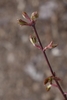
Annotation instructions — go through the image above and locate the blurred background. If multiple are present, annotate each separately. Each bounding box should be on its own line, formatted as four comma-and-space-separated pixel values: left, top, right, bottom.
0, 0, 67, 100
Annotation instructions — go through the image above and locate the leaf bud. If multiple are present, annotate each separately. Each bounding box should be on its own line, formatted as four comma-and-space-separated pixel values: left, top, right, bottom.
18, 19, 28, 26
31, 11, 38, 21
30, 35, 37, 46
46, 84, 52, 91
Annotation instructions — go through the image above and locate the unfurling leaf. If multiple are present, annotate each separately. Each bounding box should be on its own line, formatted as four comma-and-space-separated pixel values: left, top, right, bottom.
43, 41, 57, 51
46, 84, 52, 91
30, 35, 37, 46
31, 11, 38, 21
18, 19, 28, 26
44, 76, 53, 85
22, 12, 31, 21
44, 78, 49, 85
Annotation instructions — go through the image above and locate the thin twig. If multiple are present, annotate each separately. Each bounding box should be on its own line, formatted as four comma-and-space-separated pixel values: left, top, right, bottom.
32, 24, 67, 100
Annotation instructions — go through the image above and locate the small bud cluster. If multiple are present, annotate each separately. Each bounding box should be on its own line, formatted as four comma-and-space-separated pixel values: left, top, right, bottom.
18, 11, 38, 26
44, 76, 61, 91
18, 12, 57, 51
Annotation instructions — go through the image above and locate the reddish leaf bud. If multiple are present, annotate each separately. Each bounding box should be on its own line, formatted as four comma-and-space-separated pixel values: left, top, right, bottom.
44, 76, 53, 85
43, 41, 57, 51
22, 12, 31, 21
44, 78, 49, 85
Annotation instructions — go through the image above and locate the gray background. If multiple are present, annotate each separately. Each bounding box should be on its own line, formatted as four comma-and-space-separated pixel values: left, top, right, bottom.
0, 0, 67, 100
